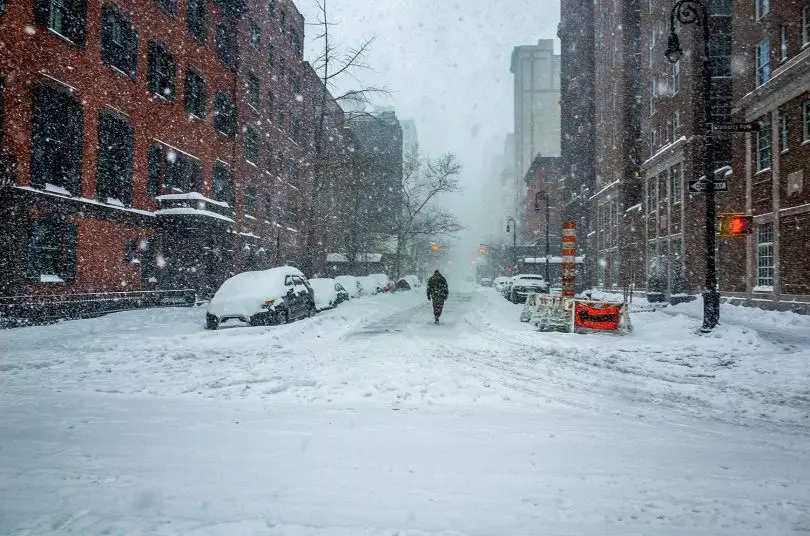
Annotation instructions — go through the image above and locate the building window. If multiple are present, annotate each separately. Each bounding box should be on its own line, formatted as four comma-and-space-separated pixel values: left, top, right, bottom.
292, 74, 301, 95
670, 164, 682, 204
709, 0, 731, 14
245, 126, 258, 163
246, 72, 260, 110
268, 43, 275, 66
96, 112, 134, 206
757, 122, 772, 171
216, 22, 238, 69
755, 0, 768, 20
647, 178, 656, 213
780, 115, 789, 152
673, 110, 681, 135
264, 195, 274, 221
213, 92, 235, 136
100, 4, 137, 78
286, 200, 299, 228
186, 0, 206, 43
211, 163, 234, 208
290, 116, 299, 141
756, 39, 771, 85
35, 0, 87, 46
268, 0, 275, 18
291, 30, 302, 56
780, 24, 788, 61
288, 158, 298, 185
147, 41, 175, 99
26, 218, 78, 283
671, 61, 680, 95
250, 21, 260, 50
804, 101, 810, 142
649, 79, 655, 116
267, 90, 275, 121
804, 6, 810, 46
756, 222, 774, 289
648, 28, 655, 68
280, 9, 286, 31
185, 68, 206, 118
30, 83, 84, 194
147, 142, 202, 194
154, 0, 176, 16
244, 185, 257, 216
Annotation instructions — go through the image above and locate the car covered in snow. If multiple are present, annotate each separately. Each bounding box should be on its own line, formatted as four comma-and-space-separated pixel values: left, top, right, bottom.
368, 273, 393, 292
508, 274, 548, 303
309, 278, 350, 311
395, 275, 421, 291
493, 276, 509, 292
357, 275, 382, 296
334, 275, 361, 299
479, 277, 493, 287
206, 267, 315, 329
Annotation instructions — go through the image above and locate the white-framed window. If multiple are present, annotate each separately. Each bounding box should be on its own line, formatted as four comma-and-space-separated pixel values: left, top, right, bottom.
804, 101, 810, 142
781, 115, 789, 152
804, 6, 810, 46
671, 60, 680, 95
670, 163, 682, 204
781, 24, 788, 60
756, 222, 774, 289
756, 39, 771, 85
648, 28, 656, 67
647, 177, 656, 213
757, 122, 772, 171
649, 79, 656, 116
756, 0, 769, 20
673, 110, 681, 135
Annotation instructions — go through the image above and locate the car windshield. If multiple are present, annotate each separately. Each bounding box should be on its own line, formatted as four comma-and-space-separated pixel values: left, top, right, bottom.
2, 1, 808, 534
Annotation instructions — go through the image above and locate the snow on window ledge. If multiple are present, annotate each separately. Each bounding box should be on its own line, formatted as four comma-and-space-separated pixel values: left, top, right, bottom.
44, 183, 72, 196
107, 197, 125, 207
753, 285, 774, 293
39, 274, 65, 283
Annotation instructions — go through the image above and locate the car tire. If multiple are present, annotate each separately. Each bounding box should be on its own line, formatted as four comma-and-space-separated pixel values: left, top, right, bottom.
205, 314, 218, 330
277, 308, 289, 325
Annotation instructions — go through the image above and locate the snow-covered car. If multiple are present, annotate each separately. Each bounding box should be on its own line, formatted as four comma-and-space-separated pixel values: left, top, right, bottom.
206, 266, 315, 329
479, 277, 493, 287
309, 278, 350, 311
368, 273, 391, 291
493, 276, 509, 292
501, 276, 517, 299
334, 275, 361, 299
509, 274, 548, 303
357, 275, 381, 296
395, 275, 421, 291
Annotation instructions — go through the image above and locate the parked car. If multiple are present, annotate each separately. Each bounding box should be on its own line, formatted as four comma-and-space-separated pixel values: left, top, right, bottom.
357, 275, 381, 296
368, 273, 392, 292
479, 277, 493, 287
335, 275, 361, 299
501, 276, 516, 299
508, 274, 549, 303
493, 276, 509, 292
309, 278, 350, 311
206, 266, 315, 329
395, 275, 421, 291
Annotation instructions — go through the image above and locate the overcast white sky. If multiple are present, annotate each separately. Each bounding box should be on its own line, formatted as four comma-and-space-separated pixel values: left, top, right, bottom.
299, 0, 560, 266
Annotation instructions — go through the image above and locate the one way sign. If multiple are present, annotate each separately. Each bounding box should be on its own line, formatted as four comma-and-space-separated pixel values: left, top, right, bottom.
689, 180, 728, 193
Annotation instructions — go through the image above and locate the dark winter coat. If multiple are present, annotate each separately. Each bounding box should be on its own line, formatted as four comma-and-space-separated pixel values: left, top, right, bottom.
427, 273, 449, 301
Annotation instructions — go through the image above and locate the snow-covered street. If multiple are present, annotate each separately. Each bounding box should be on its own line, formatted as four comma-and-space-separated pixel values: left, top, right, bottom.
1, 287, 809, 535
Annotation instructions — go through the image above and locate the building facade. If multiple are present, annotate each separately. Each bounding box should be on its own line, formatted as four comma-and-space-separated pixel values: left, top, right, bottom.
522, 155, 562, 279
510, 39, 561, 227
0, 0, 328, 310
721, 0, 810, 311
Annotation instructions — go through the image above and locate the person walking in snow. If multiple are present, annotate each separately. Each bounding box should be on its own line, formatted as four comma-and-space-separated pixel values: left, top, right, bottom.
426, 270, 449, 324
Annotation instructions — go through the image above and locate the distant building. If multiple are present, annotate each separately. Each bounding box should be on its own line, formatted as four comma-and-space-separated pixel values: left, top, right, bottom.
510, 39, 561, 229
400, 119, 418, 158
348, 110, 404, 235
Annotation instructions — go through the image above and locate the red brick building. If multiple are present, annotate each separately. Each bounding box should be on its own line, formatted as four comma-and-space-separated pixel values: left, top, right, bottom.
0, 0, 333, 314
522, 155, 562, 259
720, 0, 810, 312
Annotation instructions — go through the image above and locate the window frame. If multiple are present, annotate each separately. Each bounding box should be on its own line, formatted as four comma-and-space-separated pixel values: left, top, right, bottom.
154, 0, 177, 17
147, 142, 202, 194
250, 20, 261, 50
243, 185, 257, 217
96, 110, 134, 206
246, 71, 260, 110
37, 0, 87, 46
213, 91, 235, 137
755, 0, 769, 20
670, 164, 682, 204
244, 126, 259, 164
215, 22, 238, 69
26, 218, 78, 283
211, 163, 235, 208
780, 114, 789, 153
756, 222, 775, 289
755, 39, 771, 86
147, 40, 176, 100
780, 23, 788, 61
100, 3, 138, 78
186, 0, 207, 43
184, 67, 207, 119
756, 121, 772, 172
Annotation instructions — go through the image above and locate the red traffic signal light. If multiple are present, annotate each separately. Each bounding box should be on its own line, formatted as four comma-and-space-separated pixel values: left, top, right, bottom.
719, 214, 753, 237
479, 246, 486, 254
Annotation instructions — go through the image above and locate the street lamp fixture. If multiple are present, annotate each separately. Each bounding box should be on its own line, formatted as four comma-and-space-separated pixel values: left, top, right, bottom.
667, 0, 720, 331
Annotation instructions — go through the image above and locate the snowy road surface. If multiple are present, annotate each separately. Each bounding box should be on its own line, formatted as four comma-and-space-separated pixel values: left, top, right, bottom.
1, 287, 809, 535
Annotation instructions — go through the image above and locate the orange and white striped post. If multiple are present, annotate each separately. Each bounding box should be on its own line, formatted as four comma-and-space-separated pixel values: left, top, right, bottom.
561, 221, 577, 298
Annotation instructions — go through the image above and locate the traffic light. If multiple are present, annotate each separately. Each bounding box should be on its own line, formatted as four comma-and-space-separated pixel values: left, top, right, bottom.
719, 214, 753, 238
479, 246, 486, 255
430, 244, 440, 252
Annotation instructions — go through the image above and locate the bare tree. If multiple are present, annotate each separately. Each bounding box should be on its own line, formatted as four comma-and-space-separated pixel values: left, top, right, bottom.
392, 150, 464, 279
302, 0, 389, 275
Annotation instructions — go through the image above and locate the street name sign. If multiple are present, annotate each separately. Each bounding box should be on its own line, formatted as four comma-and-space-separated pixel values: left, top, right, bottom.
712, 123, 760, 133
688, 180, 728, 193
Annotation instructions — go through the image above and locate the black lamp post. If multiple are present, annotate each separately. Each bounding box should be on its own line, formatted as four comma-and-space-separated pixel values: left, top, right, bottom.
535, 191, 551, 285
666, 0, 719, 331
506, 217, 517, 272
